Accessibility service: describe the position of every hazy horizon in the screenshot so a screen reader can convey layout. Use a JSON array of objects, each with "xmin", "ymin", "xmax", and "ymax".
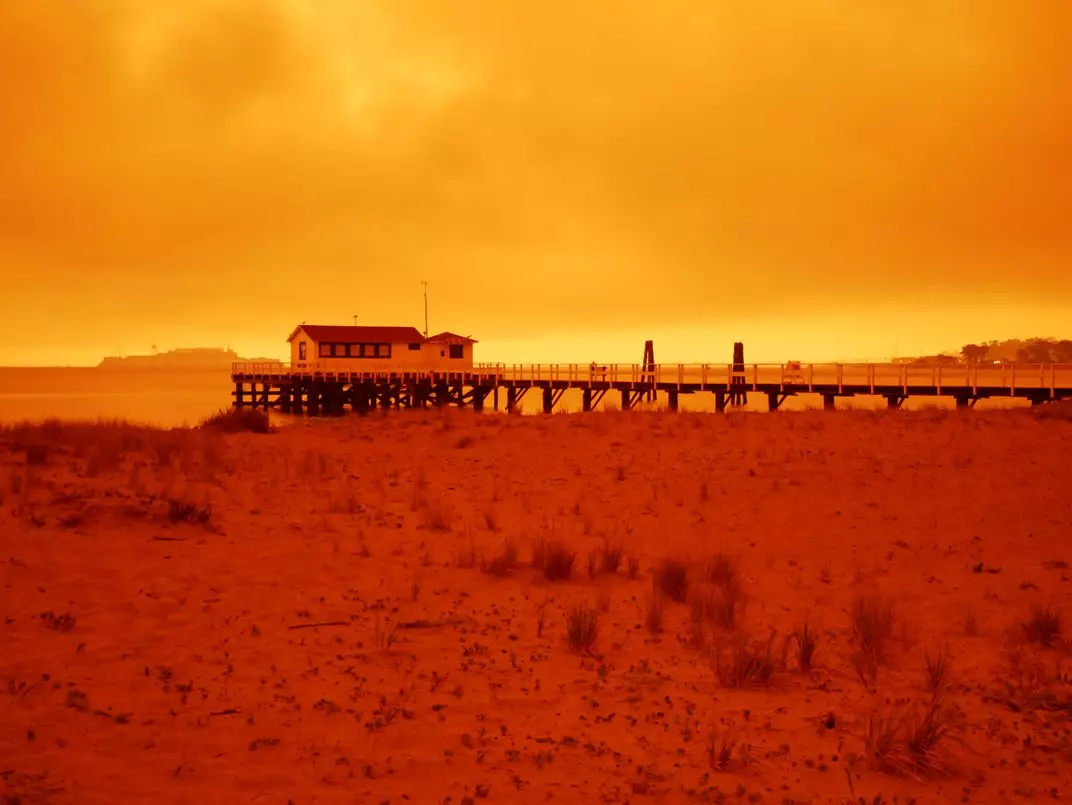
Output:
[{"xmin": 3, "ymin": 1, "xmax": 1070, "ymax": 365}]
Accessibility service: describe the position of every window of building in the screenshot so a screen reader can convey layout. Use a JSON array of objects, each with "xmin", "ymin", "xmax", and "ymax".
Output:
[
  {"xmin": 319, "ymin": 343, "xmax": 332, "ymax": 357},
  {"xmin": 408, "ymin": 343, "xmax": 422, "ymax": 351},
  {"xmin": 299, "ymin": 342, "xmax": 307, "ymax": 361},
  {"xmin": 448, "ymin": 344, "xmax": 464, "ymax": 359},
  {"xmin": 376, "ymin": 344, "xmax": 392, "ymax": 358}
]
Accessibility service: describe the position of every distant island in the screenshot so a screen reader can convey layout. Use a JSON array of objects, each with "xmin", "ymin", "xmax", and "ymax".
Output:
[
  {"xmin": 97, "ymin": 348, "xmax": 255, "ymax": 370},
  {"xmin": 893, "ymin": 337, "xmax": 1072, "ymax": 365}
]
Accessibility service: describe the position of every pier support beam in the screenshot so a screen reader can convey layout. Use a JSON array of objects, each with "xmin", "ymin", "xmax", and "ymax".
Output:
[
  {"xmin": 542, "ymin": 387, "xmax": 553, "ymax": 414},
  {"xmin": 885, "ymin": 395, "xmax": 905, "ymax": 410},
  {"xmin": 493, "ymin": 387, "xmax": 499, "ymax": 411},
  {"xmin": 667, "ymin": 389, "xmax": 679, "ymax": 412},
  {"xmin": 506, "ymin": 387, "xmax": 518, "ymax": 414},
  {"xmin": 954, "ymin": 396, "xmax": 971, "ymax": 410},
  {"xmin": 822, "ymin": 394, "xmax": 836, "ymax": 411},
  {"xmin": 582, "ymin": 388, "xmax": 593, "ymax": 412},
  {"xmin": 715, "ymin": 392, "xmax": 727, "ymax": 413},
  {"xmin": 473, "ymin": 388, "xmax": 490, "ymax": 412},
  {"xmin": 766, "ymin": 391, "xmax": 784, "ymax": 412}
]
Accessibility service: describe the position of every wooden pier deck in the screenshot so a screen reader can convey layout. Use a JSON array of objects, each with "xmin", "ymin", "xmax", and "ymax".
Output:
[{"xmin": 231, "ymin": 361, "xmax": 1072, "ymax": 414}]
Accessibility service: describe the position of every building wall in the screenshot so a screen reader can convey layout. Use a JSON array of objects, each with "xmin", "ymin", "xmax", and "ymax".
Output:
[{"xmin": 288, "ymin": 328, "xmax": 475, "ymax": 373}]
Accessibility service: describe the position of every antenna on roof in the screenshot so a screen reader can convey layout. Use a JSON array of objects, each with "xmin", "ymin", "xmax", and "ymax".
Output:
[
  {"xmin": 353, "ymin": 314, "xmax": 358, "ymax": 327},
  {"xmin": 421, "ymin": 280, "xmax": 429, "ymax": 339}
]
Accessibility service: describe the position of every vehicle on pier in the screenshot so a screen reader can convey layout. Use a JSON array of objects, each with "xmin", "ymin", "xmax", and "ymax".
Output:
[{"xmin": 783, "ymin": 361, "xmax": 805, "ymax": 384}]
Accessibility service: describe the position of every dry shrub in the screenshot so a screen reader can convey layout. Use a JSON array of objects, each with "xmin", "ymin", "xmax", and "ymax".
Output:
[
  {"xmin": 566, "ymin": 602, "xmax": 599, "ymax": 655},
  {"xmin": 24, "ymin": 443, "xmax": 49, "ymax": 466},
  {"xmin": 167, "ymin": 498, "xmax": 211, "ymax": 525},
  {"xmin": 200, "ymin": 408, "xmax": 272, "ymax": 434},
  {"xmin": 785, "ymin": 622, "xmax": 818, "ymax": 673},
  {"xmin": 627, "ymin": 554, "xmax": 640, "ymax": 579},
  {"xmin": 534, "ymin": 539, "xmax": 577, "ymax": 581},
  {"xmin": 865, "ymin": 697, "xmax": 961, "ymax": 777},
  {"xmin": 924, "ymin": 643, "xmax": 952, "ymax": 692},
  {"xmin": 481, "ymin": 540, "xmax": 519, "ymax": 576},
  {"xmin": 712, "ymin": 630, "xmax": 776, "ymax": 688},
  {"xmin": 654, "ymin": 557, "xmax": 689, "ymax": 602},
  {"xmin": 601, "ymin": 539, "xmax": 624, "ymax": 574},
  {"xmin": 1023, "ymin": 603, "xmax": 1062, "ymax": 646}
]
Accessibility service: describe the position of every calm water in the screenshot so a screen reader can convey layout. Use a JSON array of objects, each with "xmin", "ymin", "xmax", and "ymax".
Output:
[
  {"xmin": 0, "ymin": 367, "xmax": 1029, "ymax": 427},
  {"xmin": 0, "ymin": 369, "xmax": 233, "ymax": 427}
]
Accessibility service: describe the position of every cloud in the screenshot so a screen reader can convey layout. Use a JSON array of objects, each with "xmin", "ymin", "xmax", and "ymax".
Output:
[{"xmin": 1, "ymin": 0, "xmax": 1070, "ymax": 358}]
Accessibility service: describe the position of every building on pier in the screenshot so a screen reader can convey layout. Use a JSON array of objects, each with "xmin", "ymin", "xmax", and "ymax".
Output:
[{"xmin": 286, "ymin": 324, "xmax": 477, "ymax": 373}]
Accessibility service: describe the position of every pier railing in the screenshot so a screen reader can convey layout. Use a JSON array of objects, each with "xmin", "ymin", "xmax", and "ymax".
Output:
[{"xmin": 232, "ymin": 361, "xmax": 1072, "ymax": 394}]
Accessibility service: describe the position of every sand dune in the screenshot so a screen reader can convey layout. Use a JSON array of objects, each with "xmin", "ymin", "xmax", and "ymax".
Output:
[{"xmin": 2, "ymin": 408, "xmax": 1071, "ymax": 804}]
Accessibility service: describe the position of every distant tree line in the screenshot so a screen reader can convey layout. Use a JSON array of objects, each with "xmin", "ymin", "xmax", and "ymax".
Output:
[{"xmin": 960, "ymin": 338, "xmax": 1072, "ymax": 363}]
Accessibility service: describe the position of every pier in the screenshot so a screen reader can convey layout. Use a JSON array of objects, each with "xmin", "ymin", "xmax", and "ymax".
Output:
[{"xmin": 231, "ymin": 361, "xmax": 1072, "ymax": 415}]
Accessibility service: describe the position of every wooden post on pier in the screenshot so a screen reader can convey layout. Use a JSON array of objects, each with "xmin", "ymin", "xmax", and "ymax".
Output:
[
  {"xmin": 667, "ymin": 389, "xmax": 679, "ymax": 411},
  {"xmin": 542, "ymin": 387, "xmax": 553, "ymax": 414},
  {"xmin": 582, "ymin": 388, "xmax": 593, "ymax": 412},
  {"xmin": 822, "ymin": 394, "xmax": 836, "ymax": 411},
  {"xmin": 642, "ymin": 340, "xmax": 656, "ymax": 402},
  {"xmin": 730, "ymin": 342, "xmax": 747, "ymax": 406},
  {"xmin": 715, "ymin": 391, "xmax": 727, "ymax": 413},
  {"xmin": 506, "ymin": 387, "xmax": 518, "ymax": 413},
  {"xmin": 620, "ymin": 389, "xmax": 631, "ymax": 410}
]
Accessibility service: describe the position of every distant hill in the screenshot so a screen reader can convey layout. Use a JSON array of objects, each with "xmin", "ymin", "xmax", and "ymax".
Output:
[{"xmin": 97, "ymin": 348, "xmax": 245, "ymax": 370}]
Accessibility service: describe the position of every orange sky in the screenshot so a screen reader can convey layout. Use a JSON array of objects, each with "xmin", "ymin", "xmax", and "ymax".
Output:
[{"xmin": 2, "ymin": 1, "xmax": 1070, "ymax": 366}]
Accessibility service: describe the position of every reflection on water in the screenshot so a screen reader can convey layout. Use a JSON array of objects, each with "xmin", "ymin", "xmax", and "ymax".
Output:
[{"xmin": 0, "ymin": 368, "xmax": 1030, "ymax": 427}]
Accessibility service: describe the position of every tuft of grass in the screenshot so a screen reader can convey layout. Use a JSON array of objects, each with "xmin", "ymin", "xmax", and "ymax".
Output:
[
  {"xmin": 534, "ymin": 539, "xmax": 577, "ymax": 581},
  {"xmin": 654, "ymin": 557, "xmax": 689, "ymax": 602},
  {"xmin": 422, "ymin": 500, "xmax": 453, "ymax": 532},
  {"xmin": 963, "ymin": 606, "xmax": 978, "ymax": 637},
  {"xmin": 481, "ymin": 540, "xmax": 519, "ymax": 576},
  {"xmin": 627, "ymin": 554, "xmax": 640, "ymax": 580},
  {"xmin": 785, "ymin": 621, "xmax": 818, "ymax": 673},
  {"xmin": 1023, "ymin": 603, "xmax": 1062, "ymax": 646},
  {"xmin": 483, "ymin": 507, "xmax": 498, "ymax": 531},
  {"xmin": 923, "ymin": 643, "xmax": 951, "ymax": 692},
  {"xmin": 707, "ymin": 726, "xmax": 735, "ymax": 771},
  {"xmin": 374, "ymin": 616, "xmax": 398, "ymax": 652},
  {"xmin": 850, "ymin": 591, "xmax": 895, "ymax": 687},
  {"xmin": 712, "ymin": 630, "xmax": 777, "ymax": 689},
  {"xmin": 601, "ymin": 539, "xmax": 624, "ymax": 574},
  {"xmin": 702, "ymin": 552, "xmax": 738, "ymax": 587},
  {"xmin": 586, "ymin": 549, "xmax": 599, "ymax": 579},
  {"xmin": 200, "ymin": 408, "xmax": 272, "ymax": 434},
  {"xmin": 645, "ymin": 592, "xmax": 664, "ymax": 635},
  {"xmin": 455, "ymin": 539, "xmax": 479, "ymax": 569},
  {"xmin": 866, "ymin": 697, "xmax": 960, "ymax": 777},
  {"xmin": 565, "ymin": 602, "xmax": 599, "ymax": 655},
  {"xmin": 410, "ymin": 574, "xmax": 423, "ymax": 601}
]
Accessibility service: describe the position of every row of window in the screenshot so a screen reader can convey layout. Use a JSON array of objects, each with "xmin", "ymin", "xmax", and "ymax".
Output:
[{"xmin": 298, "ymin": 342, "xmax": 465, "ymax": 360}]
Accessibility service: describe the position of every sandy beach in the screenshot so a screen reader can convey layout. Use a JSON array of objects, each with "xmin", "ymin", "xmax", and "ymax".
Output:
[{"xmin": 2, "ymin": 407, "xmax": 1071, "ymax": 804}]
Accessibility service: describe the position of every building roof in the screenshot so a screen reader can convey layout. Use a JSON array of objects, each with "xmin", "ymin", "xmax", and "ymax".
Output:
[
  {"xmin": 287, "ymin": 325, "xmax": 425, "ymax": 344},
  {"xmin": 426, "ymin": 331, "xmax": 478, "ymax": 344}
]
